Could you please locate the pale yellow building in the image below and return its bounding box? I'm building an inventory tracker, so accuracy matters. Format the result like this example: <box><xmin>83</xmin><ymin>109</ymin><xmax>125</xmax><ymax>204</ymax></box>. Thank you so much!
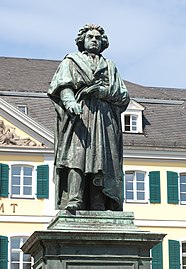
<box><xmin>0</xmin><ymin>95</ymin><xmax>56</xmax><ymax>269</ymax></box>
<box><xmin>122</xmin><ymin>88</ymin><xmax>186</xmax><ymax>269</ymax></box>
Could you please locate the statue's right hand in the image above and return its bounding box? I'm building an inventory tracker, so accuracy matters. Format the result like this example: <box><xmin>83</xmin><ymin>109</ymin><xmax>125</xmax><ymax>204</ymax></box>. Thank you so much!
<box><xmin>82</xmin><ymin>81</ymin><xmax>103</xmax><ymax>95</ymax></box>
<box><xmin>66</xmin><ymin>101</ymin><xmax>82</xmax><ymax>115</ymax></box>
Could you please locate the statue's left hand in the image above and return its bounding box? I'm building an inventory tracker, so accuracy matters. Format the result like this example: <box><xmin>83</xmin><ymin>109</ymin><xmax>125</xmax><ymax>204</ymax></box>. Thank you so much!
<box><xmin>67</xmin><ymin>101</ymin><xmax>83</xmax><ymax>115</ymax></box>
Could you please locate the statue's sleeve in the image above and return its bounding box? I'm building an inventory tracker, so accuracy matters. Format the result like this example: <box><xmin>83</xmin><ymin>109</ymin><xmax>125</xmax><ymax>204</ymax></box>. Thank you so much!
<box><xmin>48</xmin><ymin>58</ymin><xmax>78</xmax><ymax>100</ymax></box>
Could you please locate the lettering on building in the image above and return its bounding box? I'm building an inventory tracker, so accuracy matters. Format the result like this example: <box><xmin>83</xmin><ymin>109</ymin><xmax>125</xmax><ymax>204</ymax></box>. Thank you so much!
<box><xmin>0</xmin><ymin>203</ymin><xmax>18</xmax><ymax>213</ymax></box>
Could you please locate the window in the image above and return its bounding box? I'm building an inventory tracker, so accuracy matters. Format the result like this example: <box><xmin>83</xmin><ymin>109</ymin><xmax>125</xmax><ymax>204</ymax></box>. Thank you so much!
<box><xmin>17</xmin><ymin>105</ymin><xmax>28</xmax><ymax>115</ymax></box>
<box><xmin>125</xmin><ymin>171</ymin><xmax>146</xmax><ymax>202</ymax></box>
<box><xmin>124</xmin><ymin>114</ymin><xmax>138</xmax><ymax>132</ymax></box>
<box><xmin>124</xmin><ymin>170</ymin><xmax>161</xmax><ymax>204</ymax></box>
<box><xmin>182</xmin><ymin>242</ymin><xmax>186</xmax><ymax>268</ymax></box>
<box><xmin>180</xmin><ymin>173</ymin><xmax>186</xmax><ymax>203</ymax></box>
<box><xmin>0</xmin><ymin>163</ymin><xmax>49</xmax><ymax>199</ymax></box>
<box><xmin>10</xmin><ymin>237</ymin><xmax>32</xmax><ymax>269</ymax></box>
<box><xmin>11</xmin><ymin>165</ymin><xmax>33</xmax><ymax>198</ymax></box>
<box><xmin>121</xmin><ymin>99</ymin><xmax>144</xmax><ymax>133</ymax></box>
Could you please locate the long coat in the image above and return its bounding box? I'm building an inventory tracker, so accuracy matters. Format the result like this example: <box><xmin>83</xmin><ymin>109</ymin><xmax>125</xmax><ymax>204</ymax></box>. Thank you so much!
<box><xmin>48</xmin><ymin>51</ymin><xmax>130</xmax><ymax>209</ymax></box>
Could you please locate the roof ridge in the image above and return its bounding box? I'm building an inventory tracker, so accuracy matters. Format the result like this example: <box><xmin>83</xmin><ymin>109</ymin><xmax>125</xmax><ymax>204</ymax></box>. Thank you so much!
<box><xmin>0</xmin><ymin>56</ymin><xmax>61</xmax><ymax>62</ymax></box>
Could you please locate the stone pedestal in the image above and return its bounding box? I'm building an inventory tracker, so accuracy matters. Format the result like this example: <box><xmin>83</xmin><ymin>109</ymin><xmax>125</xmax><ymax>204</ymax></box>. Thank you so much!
<box><xmin>22</xmin><ymin>211</ymin><xmax>165</xmax><ymax>269</ymax></box>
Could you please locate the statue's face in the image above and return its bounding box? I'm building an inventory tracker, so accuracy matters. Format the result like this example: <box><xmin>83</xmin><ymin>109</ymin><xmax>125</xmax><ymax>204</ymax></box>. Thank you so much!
<box><xmin>84</xmin><ymin>29</ymin><xmax>102</xmax><ymax>54</ymax></box>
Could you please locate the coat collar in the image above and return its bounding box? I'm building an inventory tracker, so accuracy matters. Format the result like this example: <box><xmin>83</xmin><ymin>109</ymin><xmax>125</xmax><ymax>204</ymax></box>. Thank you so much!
<box><xmin>66</xmin><ymin>51</ymin><xmax>108</xmax><ymax>84</ymax></box>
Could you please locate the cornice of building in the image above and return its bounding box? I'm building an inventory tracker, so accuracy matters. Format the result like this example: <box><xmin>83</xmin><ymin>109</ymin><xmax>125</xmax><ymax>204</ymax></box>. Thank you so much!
<box><xmin>124</xmin><ymin>147</ymin><xmax>186</xmax><ymax>161</ymax></box>
<box><xmin>0</xmin><ymin>146</ymin><xmax>54</xmax><ymax>154</ymax></box>
<box><xmin>135</xmin><ymin>219</ymin><xmax>186</xmax><ymax>228</ymax></box>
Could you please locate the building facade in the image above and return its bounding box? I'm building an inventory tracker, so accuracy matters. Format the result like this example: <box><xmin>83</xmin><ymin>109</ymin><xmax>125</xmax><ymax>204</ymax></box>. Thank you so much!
<box><xmin>0</xmin><ymin>96</ymin><xmax>56</xmax><ymax>269</ymax></box>
<box><xmin>122</xmin><ymin>84</ymin><xmax>186</xmax><ymax>269</ymax></box>
<box><xmin>1</xmin><ymin>57</ymin><xmax>186</xmax><ymax>268</ymax></box>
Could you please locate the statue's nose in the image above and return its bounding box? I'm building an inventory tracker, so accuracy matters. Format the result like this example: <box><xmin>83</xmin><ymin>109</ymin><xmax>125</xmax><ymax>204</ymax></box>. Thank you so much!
<box><xmin>91</xmin><ymin>36</ymin><xmax>97</xmax><ymax>41</ymax></box>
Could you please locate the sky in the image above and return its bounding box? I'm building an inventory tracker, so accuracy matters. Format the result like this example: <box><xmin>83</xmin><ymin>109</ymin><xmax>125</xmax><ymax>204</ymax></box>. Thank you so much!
<box><xmin>1</xmin><ymin>0</ymin><xmax>186</xmax><ymax>89</ymax></box>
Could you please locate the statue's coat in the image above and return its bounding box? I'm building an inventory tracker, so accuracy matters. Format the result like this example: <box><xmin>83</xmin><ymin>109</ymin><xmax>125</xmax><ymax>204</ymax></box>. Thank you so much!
<box><xmin>48</xmin><ymin>51</ymin><xmax>130</xmax><ymax>209</ymax></box>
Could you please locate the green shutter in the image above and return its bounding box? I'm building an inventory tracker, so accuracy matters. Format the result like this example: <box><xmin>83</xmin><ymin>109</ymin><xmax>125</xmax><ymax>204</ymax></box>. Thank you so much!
<box><xmin>167</xmin><ymin>171</ymin><xmax>179</xmax><ymax>204</ymax></box>
<box><xmin>0</xmin><ymin>236</ymin><xmax>8</xmax><ymax>269</ymax></box>
<box><xmin>149</xmin><ymin>171</ymin><xmax>161</xmax><ymax>203</ymax></box>
<box><xmin>37</xmin><ymin>165</ymin><xmax>49</xmax><ymax>199</ymax></box>
<box><xmin>151</xmin><ymin>242</ymin><xmax>163</xmax><ymax>269</ymax></box>
<box><xmin>169</xmin><ymin>240</ymin><xmax>180</xmax><ymax>269</ymax></box>
<box><xmin>0</xmin><ymin>164</ymin><xmax>9</xmax><ymax>197</ymax></box>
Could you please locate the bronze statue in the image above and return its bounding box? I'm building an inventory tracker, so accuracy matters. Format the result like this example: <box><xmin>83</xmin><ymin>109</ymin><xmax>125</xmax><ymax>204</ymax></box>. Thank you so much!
<box><xmin>48</xmin><ymin>24</ymin><xmax>130</xmax><ymax>211</ymax></box>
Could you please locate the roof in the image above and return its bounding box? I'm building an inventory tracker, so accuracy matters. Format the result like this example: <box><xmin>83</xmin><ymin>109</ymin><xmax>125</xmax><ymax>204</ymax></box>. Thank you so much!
<box><xmin>0</xmin><ymin>56</ymin><xmax>59</xmax><ymax>92</ymax></box>
<box><xmin>1</xmin><ymin>56</ymin><xmax>186</xmax><ymax>151</ymax></box>
<box><xmin>124</xmin><ymin>101</ymin><xmax>186</xmax><ymax>149</ymax></box>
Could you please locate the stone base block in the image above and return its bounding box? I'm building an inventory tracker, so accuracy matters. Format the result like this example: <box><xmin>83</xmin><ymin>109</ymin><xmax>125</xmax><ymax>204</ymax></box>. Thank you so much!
<box><xmin>22</xmin><ymin>211</ymin><xmax>165</xmax><ymax>269</ymax></box>
<box><xmin>48</xmin><ymin>210</ymin><xmax>137</xmax><ymax>231</ymax></box>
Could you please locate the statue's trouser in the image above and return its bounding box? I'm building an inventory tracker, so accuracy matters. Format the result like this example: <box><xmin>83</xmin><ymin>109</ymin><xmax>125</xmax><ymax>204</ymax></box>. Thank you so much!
<box><xmin>65</xmin><ymin>168</ymin><xmax>106</xmax><ymax>210</ymax></box>
<box><xmin>65</xmin><ymin>168</ymin><xmax>85</xmax><ymax>210</ymax></box>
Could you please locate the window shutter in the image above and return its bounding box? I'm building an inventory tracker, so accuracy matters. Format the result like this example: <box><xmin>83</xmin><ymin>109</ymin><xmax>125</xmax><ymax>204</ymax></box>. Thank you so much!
<box><xmin>169</xmin><ymin>240</ymin><xmax>180</xmax><ymax>269</ymax></box>
<box><xmin>37</xmin><ymin>165</ymin><xmax>49</xmax><ymax>198</ymax></box>
<box><xmin>149</xmin><ymin>171</ymin><xmax>161</xmax><ymax>203</ymax></box>
<box><xmin>0</xmin><ymin>164</ymin><xmax>9</xmax><ymax>197</ymax></box>
<box><xmin>151</xmin><ymin>242</ymin><xmax>163</xmax><ymax>269</ymax></box>
<box><xmin>0</xmin><ymin>236</ymin><xmax>8</xmax><ymax>269</ymax></box>
<box><xmin>167</xmin><ymin>171</ymin><xmax>179</xmax><ymax>204</ymax></box>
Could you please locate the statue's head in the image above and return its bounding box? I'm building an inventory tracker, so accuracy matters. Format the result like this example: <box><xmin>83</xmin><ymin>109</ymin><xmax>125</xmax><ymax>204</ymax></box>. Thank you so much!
<box><xmin>75</xmin><ymin>24</ymin><xmax>109</xmax><ymax>54</ymax></box>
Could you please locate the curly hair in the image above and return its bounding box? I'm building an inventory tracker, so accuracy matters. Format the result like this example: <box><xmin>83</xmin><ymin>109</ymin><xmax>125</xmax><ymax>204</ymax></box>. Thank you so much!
<box><xmin>75</xmin><ymin>24</ymin><xmax>109</xmax><ymax>53</ymax></box>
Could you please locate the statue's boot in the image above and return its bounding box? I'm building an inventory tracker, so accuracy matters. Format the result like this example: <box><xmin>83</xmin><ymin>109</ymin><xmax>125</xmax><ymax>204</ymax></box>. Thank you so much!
<box><xmin>65</xmin><ymin>168</ymin><xmax>85</xmax><ymax>210</ymax></box>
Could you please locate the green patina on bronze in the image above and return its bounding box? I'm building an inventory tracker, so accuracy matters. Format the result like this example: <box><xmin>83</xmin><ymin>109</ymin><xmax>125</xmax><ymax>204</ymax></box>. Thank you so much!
<box><xmin>48</xmin><ymin>24</ymin><xmax>130</xmax><ymax>211</ymax></box>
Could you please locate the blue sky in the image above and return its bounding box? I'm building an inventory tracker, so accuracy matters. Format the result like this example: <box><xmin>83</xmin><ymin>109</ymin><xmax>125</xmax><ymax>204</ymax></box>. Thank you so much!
<box><xmin>1</xmin><ymin>0</ymin><xmax>186</xmax><ymax>88</ymax></box>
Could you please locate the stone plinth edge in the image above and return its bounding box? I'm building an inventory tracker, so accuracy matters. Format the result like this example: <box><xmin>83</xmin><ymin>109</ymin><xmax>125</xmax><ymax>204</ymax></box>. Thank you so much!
<box><xmin>47</xmin><ymin>210</ymin><xmax>137</xmax><ymax>231</ymax></box>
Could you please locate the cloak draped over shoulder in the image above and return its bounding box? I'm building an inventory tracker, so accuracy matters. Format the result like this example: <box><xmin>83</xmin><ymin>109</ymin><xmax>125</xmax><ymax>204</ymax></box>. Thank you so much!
<box><xmin>48</xmin><ymin>51</ymin><xmax>130</xmax><ymax>209</ymax></box>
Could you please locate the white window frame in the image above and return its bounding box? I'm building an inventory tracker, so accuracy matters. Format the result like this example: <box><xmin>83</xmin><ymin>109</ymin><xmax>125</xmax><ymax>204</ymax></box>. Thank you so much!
<box><xmin>9</xmin><ymin>236</ymin><xmax>32</xmax><ymax>269</ymax></box>
<box><xmin>179</xmin><ymin>172</ymin><xmax>186</xmax><ymax>205</ymax></box>
<box><xmin>124</xmin><ymin>114</ymin><xmax>138</xmax><ymax>133</ymax></box>
<box><xmin>16</xmin><ymin>105</ymin><xmax>28</xmax><ymax>115</ymax></box>
<box><xmin>124</xmin><ymin>170</ymin><xmax>148</xmax><ymax>203</ymax></box>
<box><xmin>10</xmin><ymin>164</ymin><xmax>35</xmax><ymax>199</ymax></box>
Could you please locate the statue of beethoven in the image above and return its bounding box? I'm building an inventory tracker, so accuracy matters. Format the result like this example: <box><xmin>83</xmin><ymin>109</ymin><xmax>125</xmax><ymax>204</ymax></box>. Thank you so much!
<box><xmin>48</xmin><ymin>24</ymin><xmax>130</xmax><ymax>211</ymax></box>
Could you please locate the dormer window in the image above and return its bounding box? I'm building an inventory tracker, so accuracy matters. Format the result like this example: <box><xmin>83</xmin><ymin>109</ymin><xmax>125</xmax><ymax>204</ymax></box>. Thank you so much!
<box><xmin>17</xmin><ymin>105</ymin><xmax>28</xmax><ymax>115</ymax></box>
<box><xmin>122</xmin><ymin>99</ymin><xmax>144</xmax><ymax>133</ymax></box>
